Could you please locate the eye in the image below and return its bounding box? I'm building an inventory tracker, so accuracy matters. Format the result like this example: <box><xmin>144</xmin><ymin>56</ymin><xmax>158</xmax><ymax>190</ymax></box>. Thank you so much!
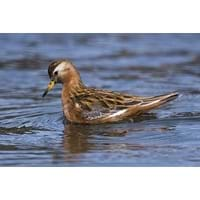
<box><xmin>54</xmin><ymin>71</ymin><xmax>58</xmax><ymax>75</ymax></box>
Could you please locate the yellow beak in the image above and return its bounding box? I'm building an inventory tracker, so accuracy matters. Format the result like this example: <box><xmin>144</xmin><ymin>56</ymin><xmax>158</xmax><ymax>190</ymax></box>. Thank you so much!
<box><xmin>42</xmin><ymin>80</ymin><xmax>56</xmax><ymax>97</ymax></box>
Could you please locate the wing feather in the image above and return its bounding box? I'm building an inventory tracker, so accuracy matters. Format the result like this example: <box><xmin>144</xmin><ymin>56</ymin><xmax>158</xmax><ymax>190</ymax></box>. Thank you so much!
<box><xmin>72</xmin><ymin>88</ymin><xmax>144</xmax><ymax>120</ymax></box>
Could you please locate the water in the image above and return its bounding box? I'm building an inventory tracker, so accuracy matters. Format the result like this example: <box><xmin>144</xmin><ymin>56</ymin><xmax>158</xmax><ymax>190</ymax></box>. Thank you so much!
<box><xmin>0</xmin><ymin>33</ymin><xmax>200</xmax><ymax>166</ymax></box>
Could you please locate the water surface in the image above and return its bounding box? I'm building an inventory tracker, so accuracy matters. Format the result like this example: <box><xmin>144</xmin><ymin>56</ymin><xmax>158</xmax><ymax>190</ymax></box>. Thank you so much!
<box><xmin>0</xmin><ymin>34</ymin><xmax>200</xmax><ymax>166</ymax></box>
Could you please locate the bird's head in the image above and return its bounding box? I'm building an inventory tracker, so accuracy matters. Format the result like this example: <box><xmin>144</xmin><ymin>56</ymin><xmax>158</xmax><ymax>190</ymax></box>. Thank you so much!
<box><xmin>42</xmin><ymin>59</ymin><xmax>81</xmax><ymax>97</ymax></box>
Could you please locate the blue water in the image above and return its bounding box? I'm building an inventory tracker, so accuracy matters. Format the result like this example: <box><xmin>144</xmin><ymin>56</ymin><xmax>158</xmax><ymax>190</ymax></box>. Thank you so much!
<box><xmin>0</xmin><ymin>34</ymin><xmax>200</xmax><ymax>166</ymax></box>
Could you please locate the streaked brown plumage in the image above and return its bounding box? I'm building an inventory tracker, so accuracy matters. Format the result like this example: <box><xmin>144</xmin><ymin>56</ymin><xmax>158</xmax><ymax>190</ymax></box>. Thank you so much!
<box><xmin>43</xmin><ymin>59</ymin><xmax>179</xmax><ymax>124</ymax></box>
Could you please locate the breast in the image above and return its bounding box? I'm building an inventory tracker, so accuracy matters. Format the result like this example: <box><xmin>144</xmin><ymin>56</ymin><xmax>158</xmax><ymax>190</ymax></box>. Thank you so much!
<box><xmin>62</xmin><ymin>100</ymin><xmax>85</xmax><ymax>123</ymax></box>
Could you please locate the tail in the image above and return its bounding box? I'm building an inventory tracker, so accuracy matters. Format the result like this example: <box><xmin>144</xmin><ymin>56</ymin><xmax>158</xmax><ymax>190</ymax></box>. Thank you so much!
<box><xmin>140</xmin><ymin>92</ymin><xmax>179</xmax><ymax>112</ymax></box>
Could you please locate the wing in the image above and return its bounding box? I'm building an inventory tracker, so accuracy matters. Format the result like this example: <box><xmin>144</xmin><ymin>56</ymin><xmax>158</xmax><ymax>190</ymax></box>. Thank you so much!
<box><xmin>72</xmin><ymin>88</ymin><xmax>144</xmax><ymax>120</ymax></box>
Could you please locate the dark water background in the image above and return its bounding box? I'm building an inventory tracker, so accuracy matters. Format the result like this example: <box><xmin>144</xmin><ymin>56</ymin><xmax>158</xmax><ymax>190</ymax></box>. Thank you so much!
<box><xmin>0</xmin><ymin>34</ymin><xmax>200</xmax><ymax>166</ymax></box>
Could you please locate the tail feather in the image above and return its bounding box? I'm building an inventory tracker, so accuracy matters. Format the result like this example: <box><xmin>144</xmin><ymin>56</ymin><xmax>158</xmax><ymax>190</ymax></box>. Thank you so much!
<box><xmin>151</xmin><ymin>92</ymin><xmax>179</xmax><ymax>103</ymax></box>
<box><xmin>140</xmin><ymin>92</ymin><xmax>179</xmax><ymax>112</ymax></box>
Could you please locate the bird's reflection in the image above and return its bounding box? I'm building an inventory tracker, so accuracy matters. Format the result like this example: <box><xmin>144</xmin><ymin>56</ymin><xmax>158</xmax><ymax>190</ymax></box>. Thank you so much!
<box><xmin>63</xmin><ymin>124</ymin><xmax>93</xmax><ymax>154</ymax></box>
<box><xmin>63</xmin><ymin>123</ymin><xmax>128</xmax><ymax>154</ymax></box>
<box><xmin>63</xmin><ymin>113</ymin><xmax>156</xmax><ymax>153</ymax></box>
<box><xmin>60</xmin><ymin>113</ymin><xmax>159</xmax><ymax>163</ymax></box>
<box><xmin>62</xmin><ymin>113</ymin><xmax>157</xmax><ymax>154</ymax></box>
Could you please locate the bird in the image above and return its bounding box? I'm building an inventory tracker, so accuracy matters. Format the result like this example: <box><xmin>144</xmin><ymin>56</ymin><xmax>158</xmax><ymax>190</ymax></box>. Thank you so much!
<box><xmin>42</xmin><ymin>59</ymin><xmax>178</xmax><ymax>124</ymax></box>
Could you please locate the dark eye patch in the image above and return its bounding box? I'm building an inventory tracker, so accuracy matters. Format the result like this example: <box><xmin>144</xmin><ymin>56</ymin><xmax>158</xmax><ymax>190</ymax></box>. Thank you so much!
<box><xmin>54</xmin><ymin>71</ymin><xmax>58</xmax><ymax>75</ymax></box>
<box><xmin>48</xmin><ymin>60</ymin><xmax>62</xmax><ymax>78</ymax></box>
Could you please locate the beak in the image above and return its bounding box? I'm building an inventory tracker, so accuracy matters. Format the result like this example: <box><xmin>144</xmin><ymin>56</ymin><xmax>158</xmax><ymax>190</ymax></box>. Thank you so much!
<box><xmin>42</xmin><ymin>79</ymin><xmax>56</xmax><ymax>97</ymax></box>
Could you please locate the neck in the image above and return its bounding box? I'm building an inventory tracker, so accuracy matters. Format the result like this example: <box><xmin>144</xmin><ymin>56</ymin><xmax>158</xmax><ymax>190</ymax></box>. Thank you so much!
<box><xmin>62</xmin><ymin>69</ymin><xmax>84</xmax><ymax>98</ymax></box>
